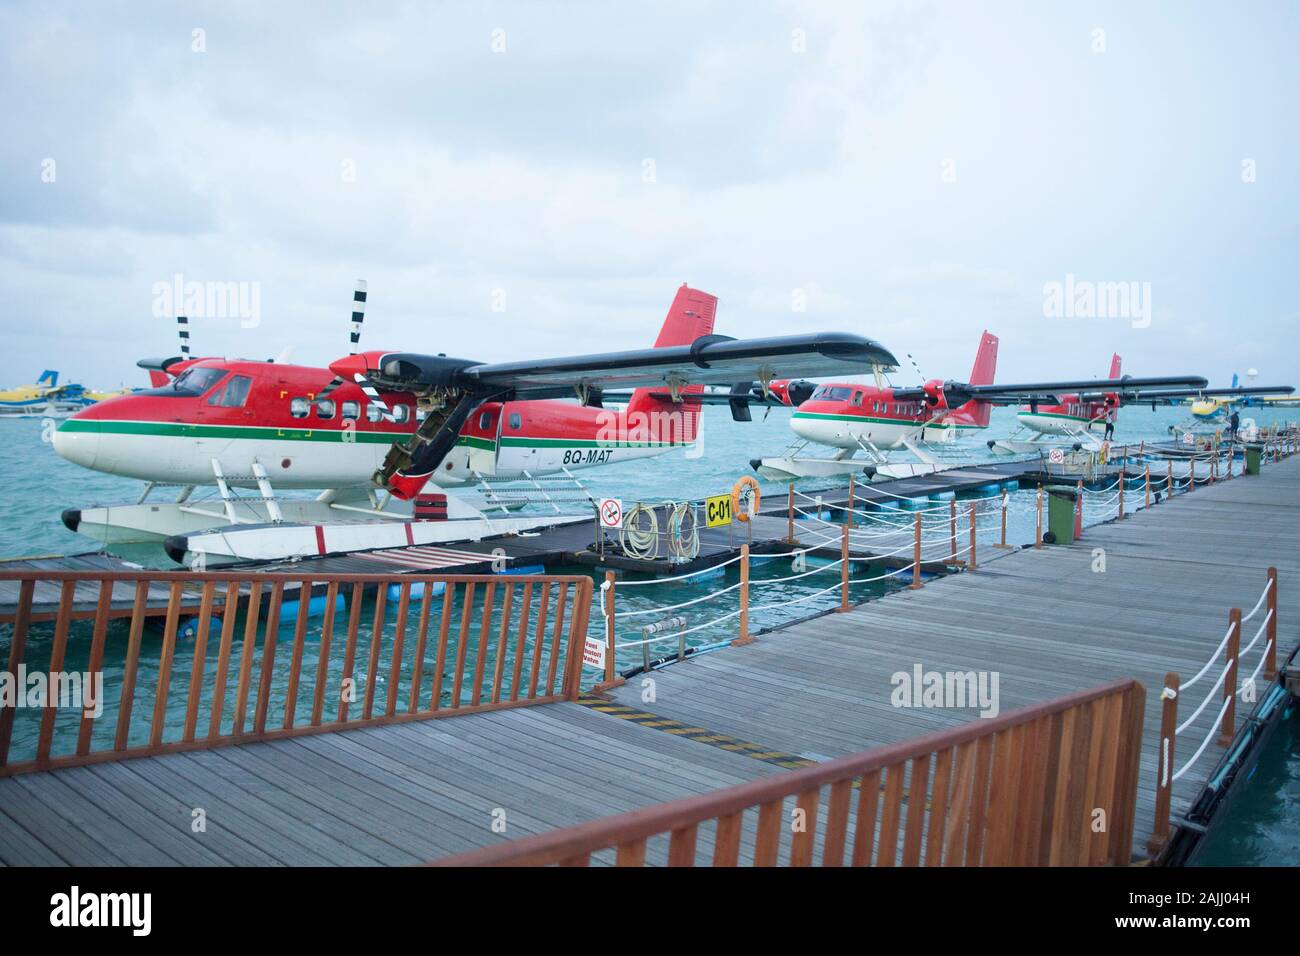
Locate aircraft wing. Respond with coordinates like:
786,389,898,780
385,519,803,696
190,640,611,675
889,375,1209,405
1077,385,1296,405
601,389,789,406
345,333,899,398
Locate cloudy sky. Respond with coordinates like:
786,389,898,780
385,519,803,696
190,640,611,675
4,1,1298,390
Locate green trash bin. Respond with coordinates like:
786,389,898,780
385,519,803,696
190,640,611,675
1245,443,1262,475
1046,486,1077,545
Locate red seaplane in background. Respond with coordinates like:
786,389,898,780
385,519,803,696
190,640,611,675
990,354,1293,454
680,334,1208,480
53,283,897,564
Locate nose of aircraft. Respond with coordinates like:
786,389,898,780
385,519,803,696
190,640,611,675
51,401,117,471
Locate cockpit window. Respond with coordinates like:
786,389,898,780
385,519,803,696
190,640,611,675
811,385,853,402
141,366,227,398
208,374,253,408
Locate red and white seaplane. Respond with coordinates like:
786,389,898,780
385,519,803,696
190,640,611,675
54,283,897,564
744,335,1208,480
989,354,1290,454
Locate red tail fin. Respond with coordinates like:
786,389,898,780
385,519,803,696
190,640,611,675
969,330,998,386
1109,353,1122,378
939,331,999,429
624,285,716,444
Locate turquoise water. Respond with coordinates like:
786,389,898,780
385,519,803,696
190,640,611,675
1,401,1297,860
1192,700,1300,866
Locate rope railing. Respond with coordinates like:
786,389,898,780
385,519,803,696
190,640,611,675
588,499,995,689
1148,567,1280,856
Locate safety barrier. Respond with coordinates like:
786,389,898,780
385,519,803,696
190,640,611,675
431,678,1145,866
592,433,1298,686
591,490,1000,689
0,569,592,776
1147,567,1279,855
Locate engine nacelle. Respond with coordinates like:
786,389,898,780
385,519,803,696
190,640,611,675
922,379,950,410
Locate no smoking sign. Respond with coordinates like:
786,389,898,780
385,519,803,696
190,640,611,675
598,497,623,528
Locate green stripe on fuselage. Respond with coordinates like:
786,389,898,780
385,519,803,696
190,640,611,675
59,418,407,445
791,411,980,429
54,419,686,450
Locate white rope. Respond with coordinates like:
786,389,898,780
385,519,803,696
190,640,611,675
1239,608,1272,658
1177,658,1233,735
616,562,916,649
1245,640,1274,685
614,552,746,586
1178,621,1238,693
1172,696,1233,782
613,581,744,619
1240,579,1273,623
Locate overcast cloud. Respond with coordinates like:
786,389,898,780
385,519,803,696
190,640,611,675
4,0,1298,389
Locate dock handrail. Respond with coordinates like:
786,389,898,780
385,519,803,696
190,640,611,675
431,678,1146,866
0,568,593,777
1148,567,1279,855
590,499,990,688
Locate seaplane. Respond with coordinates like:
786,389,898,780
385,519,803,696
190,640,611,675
743,333,1208,480
0,371,136,418
0,371,90,417
1165,372,1298,439
53,282,898,565
984,359,1292,452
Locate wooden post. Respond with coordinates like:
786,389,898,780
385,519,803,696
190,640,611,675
1074,479,1084,540
786,483,795,544
733,544,753,645
1147,672,1179,857
839,524,851,612
1265,566,1278,679
1168,459,1174,497
1118,473,1125,519
1144,466,1151,509
1035,487,1043,549
997,491,1009,548
949,499,958,564
911,513,922,589
1219,608,1241,746
968,501,977,570
604,571,616,682
846,474,856,531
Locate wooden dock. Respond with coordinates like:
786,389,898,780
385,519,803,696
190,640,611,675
0,453,1293,865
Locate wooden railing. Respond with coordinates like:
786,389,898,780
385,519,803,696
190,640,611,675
1148,567,1279,855
432,678,1146,866
0,569,593,777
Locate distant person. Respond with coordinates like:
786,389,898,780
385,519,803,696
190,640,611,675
1229,410,1240,440
1103,413,1115,442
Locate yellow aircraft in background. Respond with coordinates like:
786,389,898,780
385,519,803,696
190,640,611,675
0,370,136,417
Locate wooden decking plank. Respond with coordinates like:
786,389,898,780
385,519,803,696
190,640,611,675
206,745,426,865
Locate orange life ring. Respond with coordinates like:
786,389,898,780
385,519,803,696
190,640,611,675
732,476,761,522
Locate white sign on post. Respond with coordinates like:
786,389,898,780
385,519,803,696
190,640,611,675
598,498,623,529
1048,448,1065,464
583,637,607,670
1182,432,1194,446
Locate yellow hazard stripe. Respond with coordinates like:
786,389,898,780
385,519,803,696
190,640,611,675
575,695,816,769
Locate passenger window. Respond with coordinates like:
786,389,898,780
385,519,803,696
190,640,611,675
391,404,410,424
478,411,494,431
315,399,336,420
289,397,310,418
341,401,360,420
509,412,522,430
208,374,253,408
366,403,385,423
851,392,863,407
